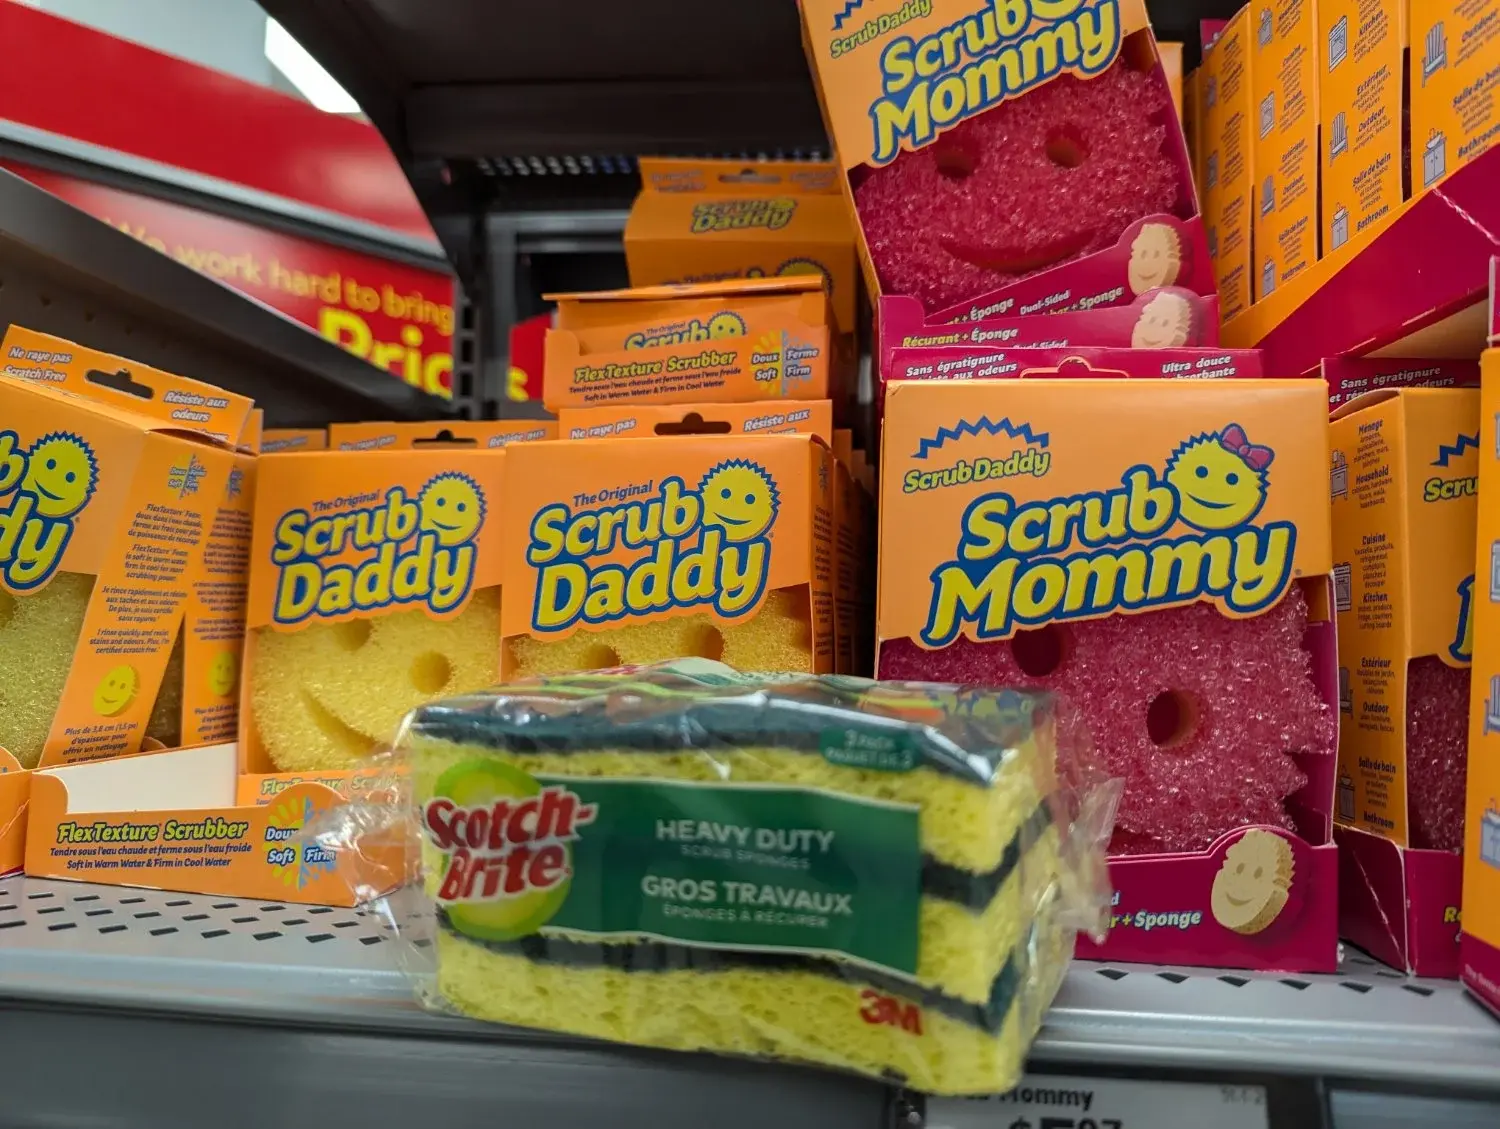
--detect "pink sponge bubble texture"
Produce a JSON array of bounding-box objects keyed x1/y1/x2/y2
[
  {"x1": 1405, "y1": 657, "x2": 1470, "y2": 853},
  {"x1": 854, "y1": 60, "x2": 1180, "y2": 313},
  {"x1": 879, "y1": 589, "x2": 1333, "y2": 855}
]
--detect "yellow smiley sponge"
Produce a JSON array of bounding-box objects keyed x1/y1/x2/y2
[
  {"x1": 0, "y1": 572, "x2": 95, "y2": 768},
  {"x1": 250, "y1": 585, "x2": 503, "y2": 772},
  {"x1": 396, "y1": 667, "x2": 1097, "y2": 1094}
]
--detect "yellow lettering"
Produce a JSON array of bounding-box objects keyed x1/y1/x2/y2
[
  {"x1": 1147, "y1": 539, "x2": 1232, "y2": 599},
  {"x1": 527, "y1": 506, "x2": 569, "y2": 564},
  {"x1": 962, "y1": 496, "x2": 1011, "y2": 560},
  {"x1": 535, "y1": 563, "x2": 586, "y2": 629},
  {"x1": 271, "y1": 511, "x2": 307, "y2": 564}
]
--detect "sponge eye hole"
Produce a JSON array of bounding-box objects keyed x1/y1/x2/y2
[
  {"x1": 1195, "y1": 465, "x2": 1210, "y2": 478},
  {"x1": 65, "y1": 472, "x2": 76, "y2": 483},
  {"x1": 721, "y1": 487, "x2": 732, "y2": 500},
  {"x1": 45, "y1": 458, "x2": 56, "y2": 470},
  {"x1": 744, "y1": 493, "x2": 755, "y2": 505},
  {"x1": 1225, "y1": 472, "x2": 1240, "y2": 486}
]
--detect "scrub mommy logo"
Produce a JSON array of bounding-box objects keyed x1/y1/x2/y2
[
  {"x1": 270, "y1": 472, "x2": 486, "y2": 623},
  {"x1": 0, "y1": 429, "x2": 99, "y2": 590},
  {"x1": 527, "y1": 459, "x2": 780, "y2": 631},
  {"x1": 923, "y1": 422, "x2": 1296, "y2": 644}
]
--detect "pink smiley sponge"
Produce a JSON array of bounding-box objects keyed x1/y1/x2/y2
[
  {"x1": 855, "y1": 59, "x2": 1180, "y2": 313},
  {"x1": 879, "y1": 586, "x2": 1334, "y2": 856},
  {"x1": 1405, "y1": 657, "x2": 1470, "y2": 853}
]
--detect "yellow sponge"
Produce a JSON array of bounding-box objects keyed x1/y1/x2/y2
[
  {"x1": 146, "y1": 630, "x2": 185, "y2": 748},
  {"x1": 507, "y1": 586, "x2": 813, "y2": 678},
  {"x1": 0, "y1": 572, "x2": 95, "y2": 768},
  {"x1": 251, "y1": 586, "x2": 502, "y2": 772}
]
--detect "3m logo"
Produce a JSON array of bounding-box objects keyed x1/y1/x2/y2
[{"x1": 859, "y1": 989, "x2": 922, "y2": 1035}]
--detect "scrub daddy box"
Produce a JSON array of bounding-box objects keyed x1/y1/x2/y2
[
  {"x1": 877, "y1": 378, "x2": 1341, "y2": 971},
  {"x1": 501, "y1": 436, "x2": 836, "y2": 679}
]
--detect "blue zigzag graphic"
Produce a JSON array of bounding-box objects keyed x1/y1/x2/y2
[
  {"x1": 912, "y1": 416, "x2": 1051, "y2": 460},
  {"x1": 832, "y1": 0, "x2": 865, "y2": 30},
  {"x1": 1432, "y1": 433, "x2": 1478, "y2": 467}
]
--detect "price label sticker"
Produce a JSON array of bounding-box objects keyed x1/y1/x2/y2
[{"x1": 927, "y1": 1074, "x2": 1269, "y2": 1129}]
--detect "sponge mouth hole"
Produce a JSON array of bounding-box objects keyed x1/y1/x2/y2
[
  {"x1": 682, "y1": 622, "x2": 726, "y2": 662},
  {"x1": 410, "y1": 652, "x2": 454, "y2": 695},
  {"x1": 579, "y1": 642, "x2": 621, "y2": 671},
  {"x1": 332, "y1": 619, "x2": 373, "y2": 652},
  {"x1": 933, "y1": 141, "x2": 976, "y2": 180},
  {"x1": 1009, "y1": 624, "x2": 1070, "y2": 678},
  {"x1": 1146, "y1": 689, "x2": 1199, "y2": 749},
  {"x1": 0, "y1": 590, "x2": 15, "y2": 632},
  {"x1": 1045, "y1": 126, "x2": 1090, "y2": 169}
]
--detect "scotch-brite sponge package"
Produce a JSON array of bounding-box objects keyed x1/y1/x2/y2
[
  {"x1": 242, "y1": 447, "x2": 506, "y2": 774},
  {"x1": 339, "y1": 662, "x2": 1113, "y2": 1094},
  {"x1": 501, "y1": 436, "x2": 836, "y2": 679}
]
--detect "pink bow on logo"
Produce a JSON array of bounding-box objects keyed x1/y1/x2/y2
[{"x1": 1219, "y1": 424, "x2": 1274, "y2": 470}]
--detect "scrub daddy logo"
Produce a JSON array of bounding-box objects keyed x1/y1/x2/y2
[
  {"x1": 0, "y1": 429, "x2": 99, "y2": 590},
  {"x1": 527, "y1": 459, "x2": 779, "y2": 631},
  {"x1": 271, "y1": 472, "x2": 485, "y2": 623},
  {"x1": 924, "y1": 423, "x2": 1296, "y2": 644}
]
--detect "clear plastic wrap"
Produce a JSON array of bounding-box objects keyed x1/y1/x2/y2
[{"x1": 325, "y1": 660, "x2": 1118, "y2": 1095}]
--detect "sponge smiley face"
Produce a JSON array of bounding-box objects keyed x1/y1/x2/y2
[
  {"x1": 418, "y1": 473, "x2": 486, "y2": 547},
  {"x1": 22, "y1": 433, "x2": 98, "y2": 519},
  {"x1": 93, "y1": 664, "x2": 139, "y2": 716},
  {"x1": 698, "y1": 460, "x2": 778, "y2": 543},
  {"x1": 1130, "y1": 291, "x2": 1194, "y2": 349},
  {"x1": 1166, "y1": 425, "x2": 1274, "y2": 531},
  {"x1": 206, "y1": 650, "x2": 239, "y2": 698},
  {"x1": 706, "y1": 312, "x2": 747, "y2": 340},
  {"x1": 1127, "y1": 222, "x2": 1184, "y2": 295}
]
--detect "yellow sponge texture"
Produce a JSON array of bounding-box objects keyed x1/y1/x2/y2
[
  {"x1": 507, "y1": 586, "x2": 813, "y2": 678},
  {"x1": 146, "y1": 630, "x2": 185, "y2": 748},
  {"x1": 251, "y1": 586, "x2": 501, "y2": 772},
  {"x1": 0, "y1": 572, "x2": 95, "y2": 768}
]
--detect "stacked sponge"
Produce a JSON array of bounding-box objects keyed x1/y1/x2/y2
[
  {"x1": 250, "y1": 587, "x2": 502, "y2": 772},
  {"x1": 0, "y1": 573, "x2": 96, "y2": 768},
  {"x1": 400, "y1": 666, "x2": 1101, "y2": 1094}
]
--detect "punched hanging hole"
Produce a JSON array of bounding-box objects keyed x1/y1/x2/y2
[
  {"x1": 332, "y1": 620, "x2": 372, "y2": 651},
  {"x1": 579, "y1": 642, "x2": 621, "y2": 671},
  {"x1": 87, "y1": 367, "x2": 153, "y2": 399},
  {"x1": 1146, "y1": 689, "x2": 1199, "y2": 748},
  {"x1": 934, "y1": 141, "x2": 976, "y2": 180},
  {"x1": 409, "y1": 652, "x2": 453, "y2": 695},
  {"x1": 683, "y1": 622, "x2": 726, "y2": 662},
  {"x1": 1045, "y1": 126, "x2": 1090, "y2": 169},
  {"x1": 656, "y1": 412, "x2": 732, "y2": 436},
  {"x1": 413, "y1": 429, "x2": 478, "y2": 448},
  {"x1": 1009, "y1": 624, "x2": 1070, "y2": 677},
  {"x1": 719, "y1": 167, "x2": 781, "y2": 185}
]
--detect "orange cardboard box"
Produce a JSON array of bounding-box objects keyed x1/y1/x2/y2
[
  {"x1": 1203, "y1": 7, "x2": 1255, "y2": 319},
  {"x1": 543, "y1": 277, "x2": 834, "y2": 410},
  {"x1": 501, "y1": 436, "x2": 836, "y2": 677},
  {"x1": 0, "y1": 331, "x2": 248, "y2": 770},
  {"x1": 625, "y1": 158, "x2": 859, "y2": 337},
  {"x1": 328, "y1": 419, "x2": 557, "y2": 450},
  {"x1": 1320, "y1": 0, "x2": 1405, "y2": 253},
  {"x1": 558, "y1": 400, "x2": 834, "y2": 442},
  {"x1": 2, "y1": 327, "x2": 259, "y2": 752},
  {"x1": 24, "y1": 743, "x2": 403, "y2": 905},
  {"x1": 262, "y1": 428, "x2": 328, "y2": 454},
  {"x1": 1410, "y1": 0, "x2": 1500, "y2": 196},
  {"x1": 1464, "y1": 346, "x2": 1500, "y2": 1012},
  {"x1": 242, "y1": 447, "x2": 505, "y2": 776},
  {"x1": 1161, "y1": 41, "x2": 1185, "y2": 120},
  {"x1": 1252, "y1": 0, "x2": 1320, "y2": 299},
  {"x1": 0, "y1": 749, "x2": 29, "y2": 876}
]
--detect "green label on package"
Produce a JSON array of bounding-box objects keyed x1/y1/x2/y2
[{"x1": 424, "y1": 758, "x2": 920, "y2": 974}]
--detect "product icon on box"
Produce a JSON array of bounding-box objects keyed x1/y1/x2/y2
[
  {"x1": 1483, "y1": 802, "x2": 1500, "y2": 870},
  {"x1": 1338, "y1": 668, "x2": 1352, "y2": 716},
  {"x1": 1260, "y1": 92, "x2": 1275, "y2": 139},
  {"x1": 1424, "y1": 132, "x2": 1448, "y2": 189},
  {"x1": 1333, "y1": 562, "x2": 1353, "y2": 612},
  {"x1": 1422, "y1": 23, "x2": 1447, "y2": 85},
  {"x1": 1261, "y1": 259, "x2": 1277, "y2": 298},
  {"x1": 1332, "y1": 206, "x2": 1350, "y2": 250},
  {"x1": 1490, "y1": 542, "x2": 1500, "y2": 602},
  {"x1": 1330, "y1": 450, "x2": 1349, "y2": 499},
  {"x1": 1485, "y1": 675, "x2": 1500, "y2": 734},
  {"x1": 1328, "y1": 17, "x2": 1348, "y2": 70},
  {"x1": 1211, "y1": 829, "x2": 1295, "y2": 935},
  {"x1": 1206, "y1": 152, "x2": 1220, "y2": 189},
  {"x1": 1330, "y1": 112, "x2": 1348, "y2": 160},
  {"x1": 1258, "y1": 7, "x2": 1273, "y2": 47},
  {"x1": 1337, "y1": 770, "x2": 1355, "y2": 819},
  {"x1": 1261, "y1": 175, "x2": 1275, "y2": 216}
]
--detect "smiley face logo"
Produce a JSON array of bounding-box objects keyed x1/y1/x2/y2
[
  {"x1": 698, "y1": 460, "x2": 778, "y2": 543},
  {"x1": 205, "y1": 650, "x2": 239, "y2": 698},
  {"x1": 418, "y1": 472, "x2": 486, "y2": 547},
  {"x1": 22, "y1": 433, "x2": 98, "y2": 519},
  {"x1": 1165, "y1": 424, "x2": 1274, "y2": 531},
  {"x1": 1126, "y1": 222, "x2": 1184, "y2": 295},
  {"x1": 1130, "y1": 291, "x2": 1194, "y2": 349},
  {"x1": 705, "y1": 312, "x2": 747, "y2": 340},
  {"x1": 93, "y1": 664, "x2": 139, "y2": 716}
]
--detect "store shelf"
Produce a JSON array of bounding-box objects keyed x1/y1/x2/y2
[
  {"x1": 1222, "y1": 146, "x2": 1500, "y2": 375},
  {"x1": 0, "y1": 167, "x2": 452, "y2": 426},
  {"x1": 3, "y1": 875, "x2": 1498, "y2": 1127}
]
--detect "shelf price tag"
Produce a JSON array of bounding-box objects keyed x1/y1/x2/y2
[{"x1": 928, "y1": 1075, "x2": 1269, "y2": 1129}]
